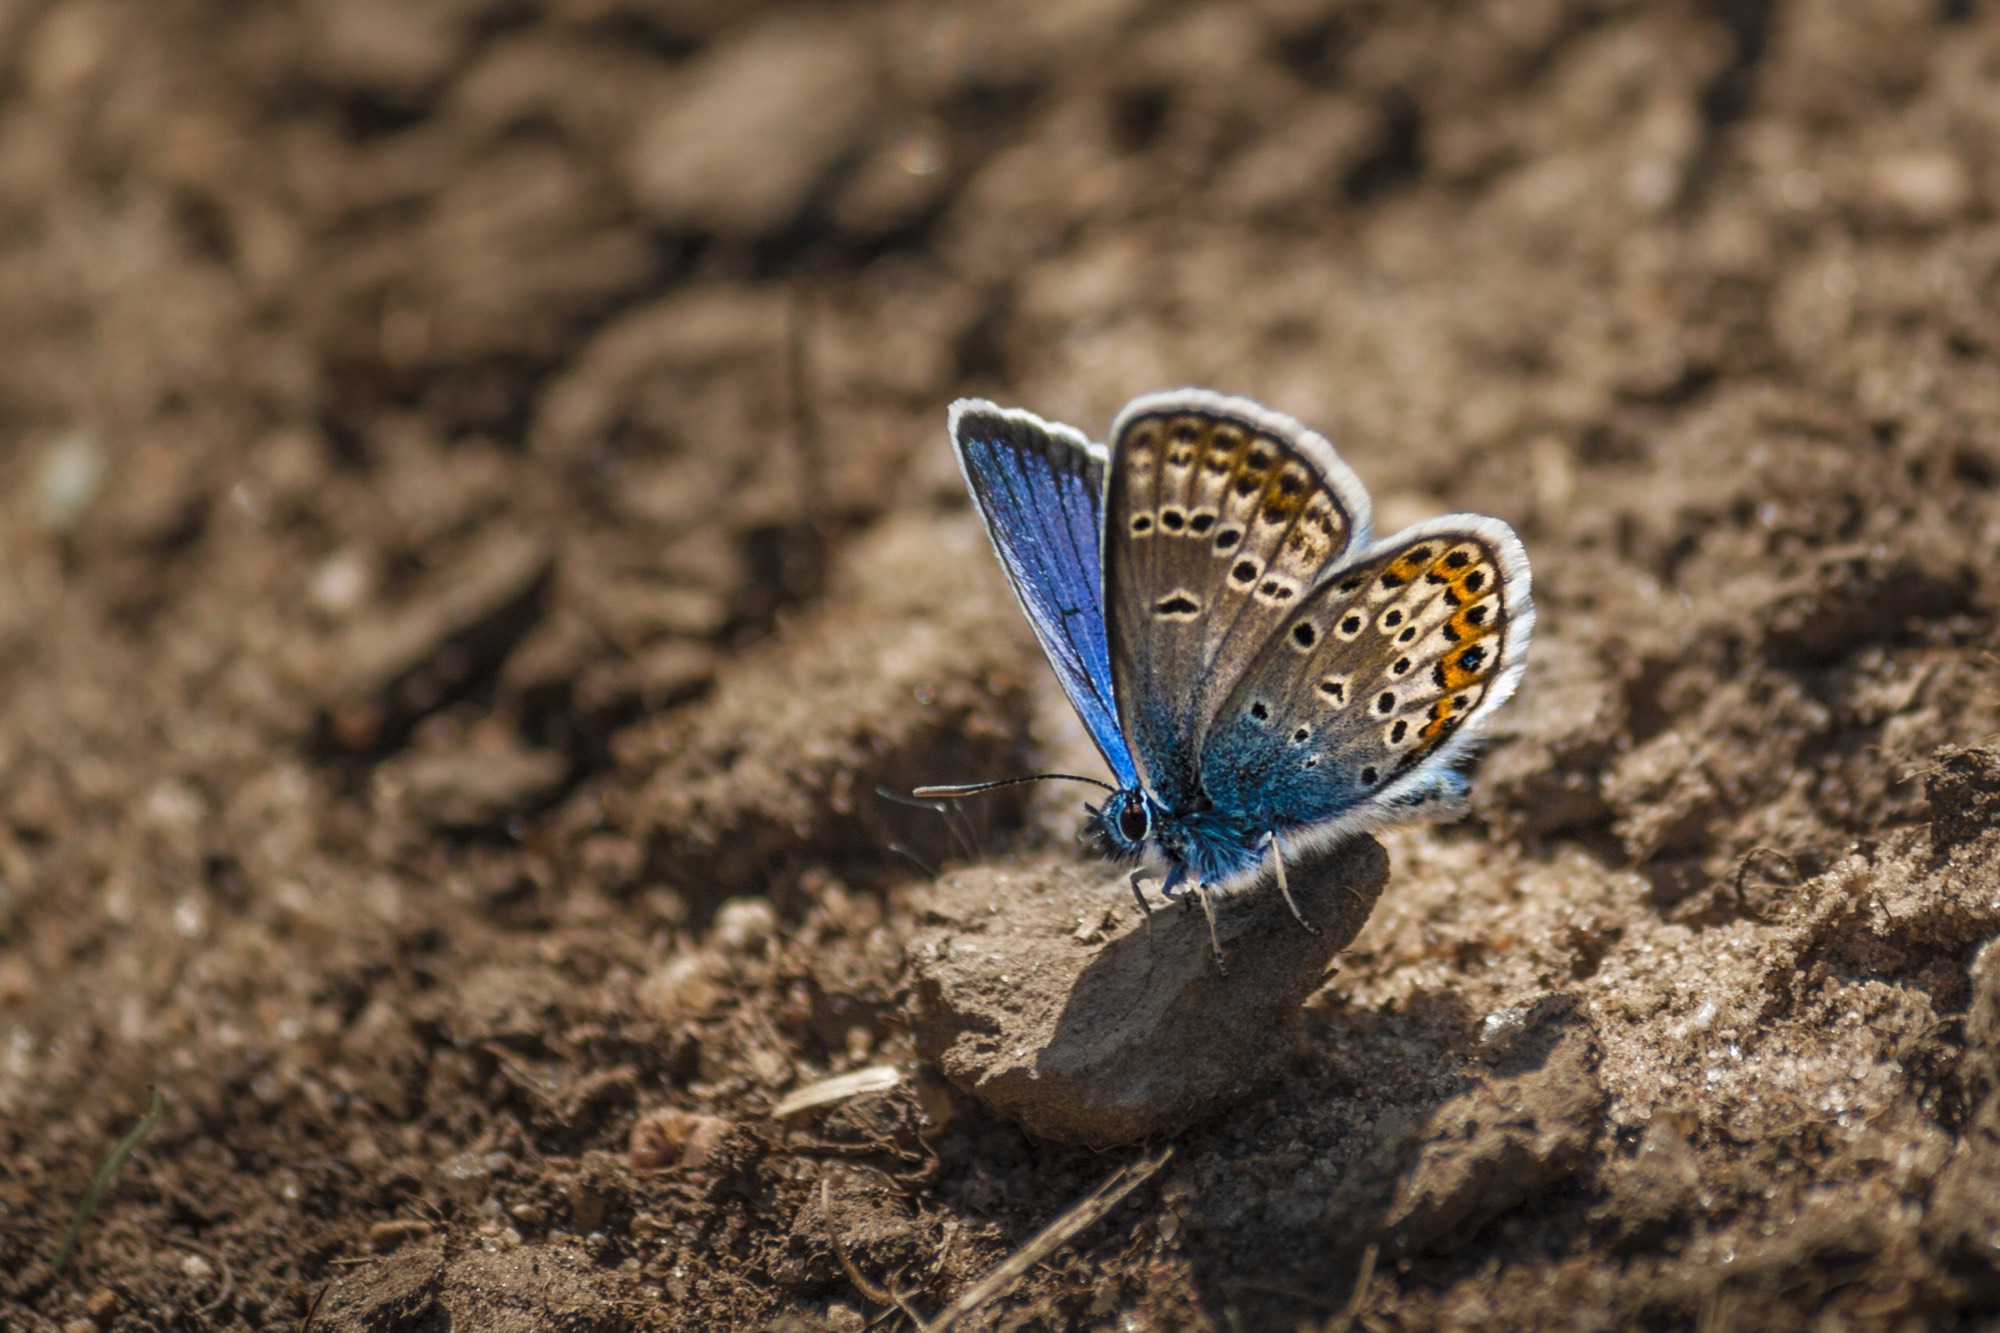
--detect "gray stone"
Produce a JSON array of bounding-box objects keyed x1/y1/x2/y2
[{"x1": 908, "y1": 836, "x2": 1388, "y2": 1147}]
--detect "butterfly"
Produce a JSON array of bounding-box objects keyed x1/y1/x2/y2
[{"x1": 921, "y1": 389, "x2": 1534, "y2": 965}]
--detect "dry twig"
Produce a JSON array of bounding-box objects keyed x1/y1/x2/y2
[
  {"x1": 924, "y1": 1146, "x2": 1173, "y2": 1332},
  {"x1": 821, "y1": 1175, "x2": 927, "y2": 1328}
]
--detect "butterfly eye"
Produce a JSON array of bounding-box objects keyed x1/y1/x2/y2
[{"x1": 1118, "y1": 801, "x2": 1151, "y2": 844}]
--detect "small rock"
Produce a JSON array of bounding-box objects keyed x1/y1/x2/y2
[
  {"x1": 31, "y1": 429, "x2": 106, "y2": 532},
  {"x1": 366, "y1": 1219, "x2": 437, "y2": 1253},
  {"x1": 820, "y1": 1303, "x2": 868, "y2": 1333},
  {"x1": 635, "y1": 952, "x2": 726, "y2": 1023},
  {"x1": 628, "y1": 1108, "x2": 732, "y2": 1171},
  {"x1": 712, "y1": 897, "x2": 777, "y2": 953},
  {"x1": 908, "y1": 836, "x2": 1389, "y2": 1147},
  {"x1": 1866, "y1": 150, "x2": 1973, "y2": 227},
  {"x1": 82, "y1": 1288, "x2": 120, "y2": 1326}
]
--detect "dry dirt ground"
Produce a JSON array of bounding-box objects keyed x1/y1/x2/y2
[{"x1": 2, "y1": 0, "x2": 2000, "y2": 1329}]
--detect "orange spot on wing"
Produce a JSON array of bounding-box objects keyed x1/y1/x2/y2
[
  {"x1": 1387, "y1": 553, "x2": 1429, "y2": 582},
  {"x1": 1437, "y1": 640, "x2": 1497, "y2": 693},
  {"x1": 1445, "y1": 600, "x2": 1502, "y2": 646}
]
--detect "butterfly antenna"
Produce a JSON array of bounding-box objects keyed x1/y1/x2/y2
[{"x1": 910, "y1": 773, "x2": 1117, "y2": 799}]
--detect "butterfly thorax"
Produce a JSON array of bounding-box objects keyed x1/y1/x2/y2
[{"x1": 1084, "y1": 788, "x2": 1269, "y2": 885}]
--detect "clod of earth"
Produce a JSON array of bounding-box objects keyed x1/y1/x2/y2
[
  {"x1": 314, "y1": 1240, "x2": 636, "y2": 1333},
  {"x1": 908, "y1": 835, "x2": 1388, "y2": 1146},
  {"x1": 1927, "y1": 740, "x2": 2000, "y2": 855},
  {"x1": 1383, "y1": 997, "x2": 1605, "y2": 1256}
]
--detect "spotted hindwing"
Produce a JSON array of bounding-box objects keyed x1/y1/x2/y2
[
  {"x1": 1197, "y1": 515, "x2": 1534, "y2": 834},
  {"x1": 1102, "y1": 390, "x2": 1372, "y2": 809}
]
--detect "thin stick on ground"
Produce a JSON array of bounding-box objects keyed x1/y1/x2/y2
[
  {"x1": 51, "y1": 1087, "x2": 165, "y2": 1276},
  {"x1": 823, "y1": 1174, "x2": 894, "y2": 1306},
  {"x1": 925, "y1": 1147, "x2": 1173, "y2": 1333},
  {"x1": 821, "y1": 1176, "x2": 927, "y2": 1328},
  {"x1": 1333, "y1": 1242, "x2": 1380, "y2": 1331},
  {"x1": 299, "y1": 1280, "x2": 330, "y2": 1333}
]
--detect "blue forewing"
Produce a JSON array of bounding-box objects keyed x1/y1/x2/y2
[{"x1": 947, "y1": 400, "x2": 1139, "y2": 787}]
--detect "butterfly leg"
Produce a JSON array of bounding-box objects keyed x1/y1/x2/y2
[
  {"x1": 1128, "y1": 869, "x2": 1154, "y2": 918},
  {"x1": 1194, "y1": 882, "x2": 1228, "y2": 975},
  {"x1": 1151, "y1": 862, "x2": 1226, "y2": 970},
  {"x1": 1266, "y1": 831, "x2": 1320, "y2": 936}
]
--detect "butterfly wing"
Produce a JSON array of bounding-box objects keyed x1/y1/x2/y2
[
  {"x1": 1102, "y1": 390, "x2": 1372, "y2": 810},
  {"x1": 948, "y1": 399, "x2": 1138, "y2": 787},
  {"x1": 1198, "y1": 514, "x2": 1535, "y2": 843}
]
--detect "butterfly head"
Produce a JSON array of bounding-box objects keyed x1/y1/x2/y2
[{"x1": 1082, "y1": 788, "x2": 1155, "y2": 863}]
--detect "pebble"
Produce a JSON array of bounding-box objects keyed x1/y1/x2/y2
[{"x1": 628, "y1": 1108, "x2": 731, "y2": 1170}]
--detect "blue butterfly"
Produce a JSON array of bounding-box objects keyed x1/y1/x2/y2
[{"x1": 923, "y1": 389, "x2": 1534, "y2": 963}]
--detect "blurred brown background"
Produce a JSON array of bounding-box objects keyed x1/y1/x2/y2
[{"x1": 2, "y1": 1, "x2": 1998, "y2": 1328}]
